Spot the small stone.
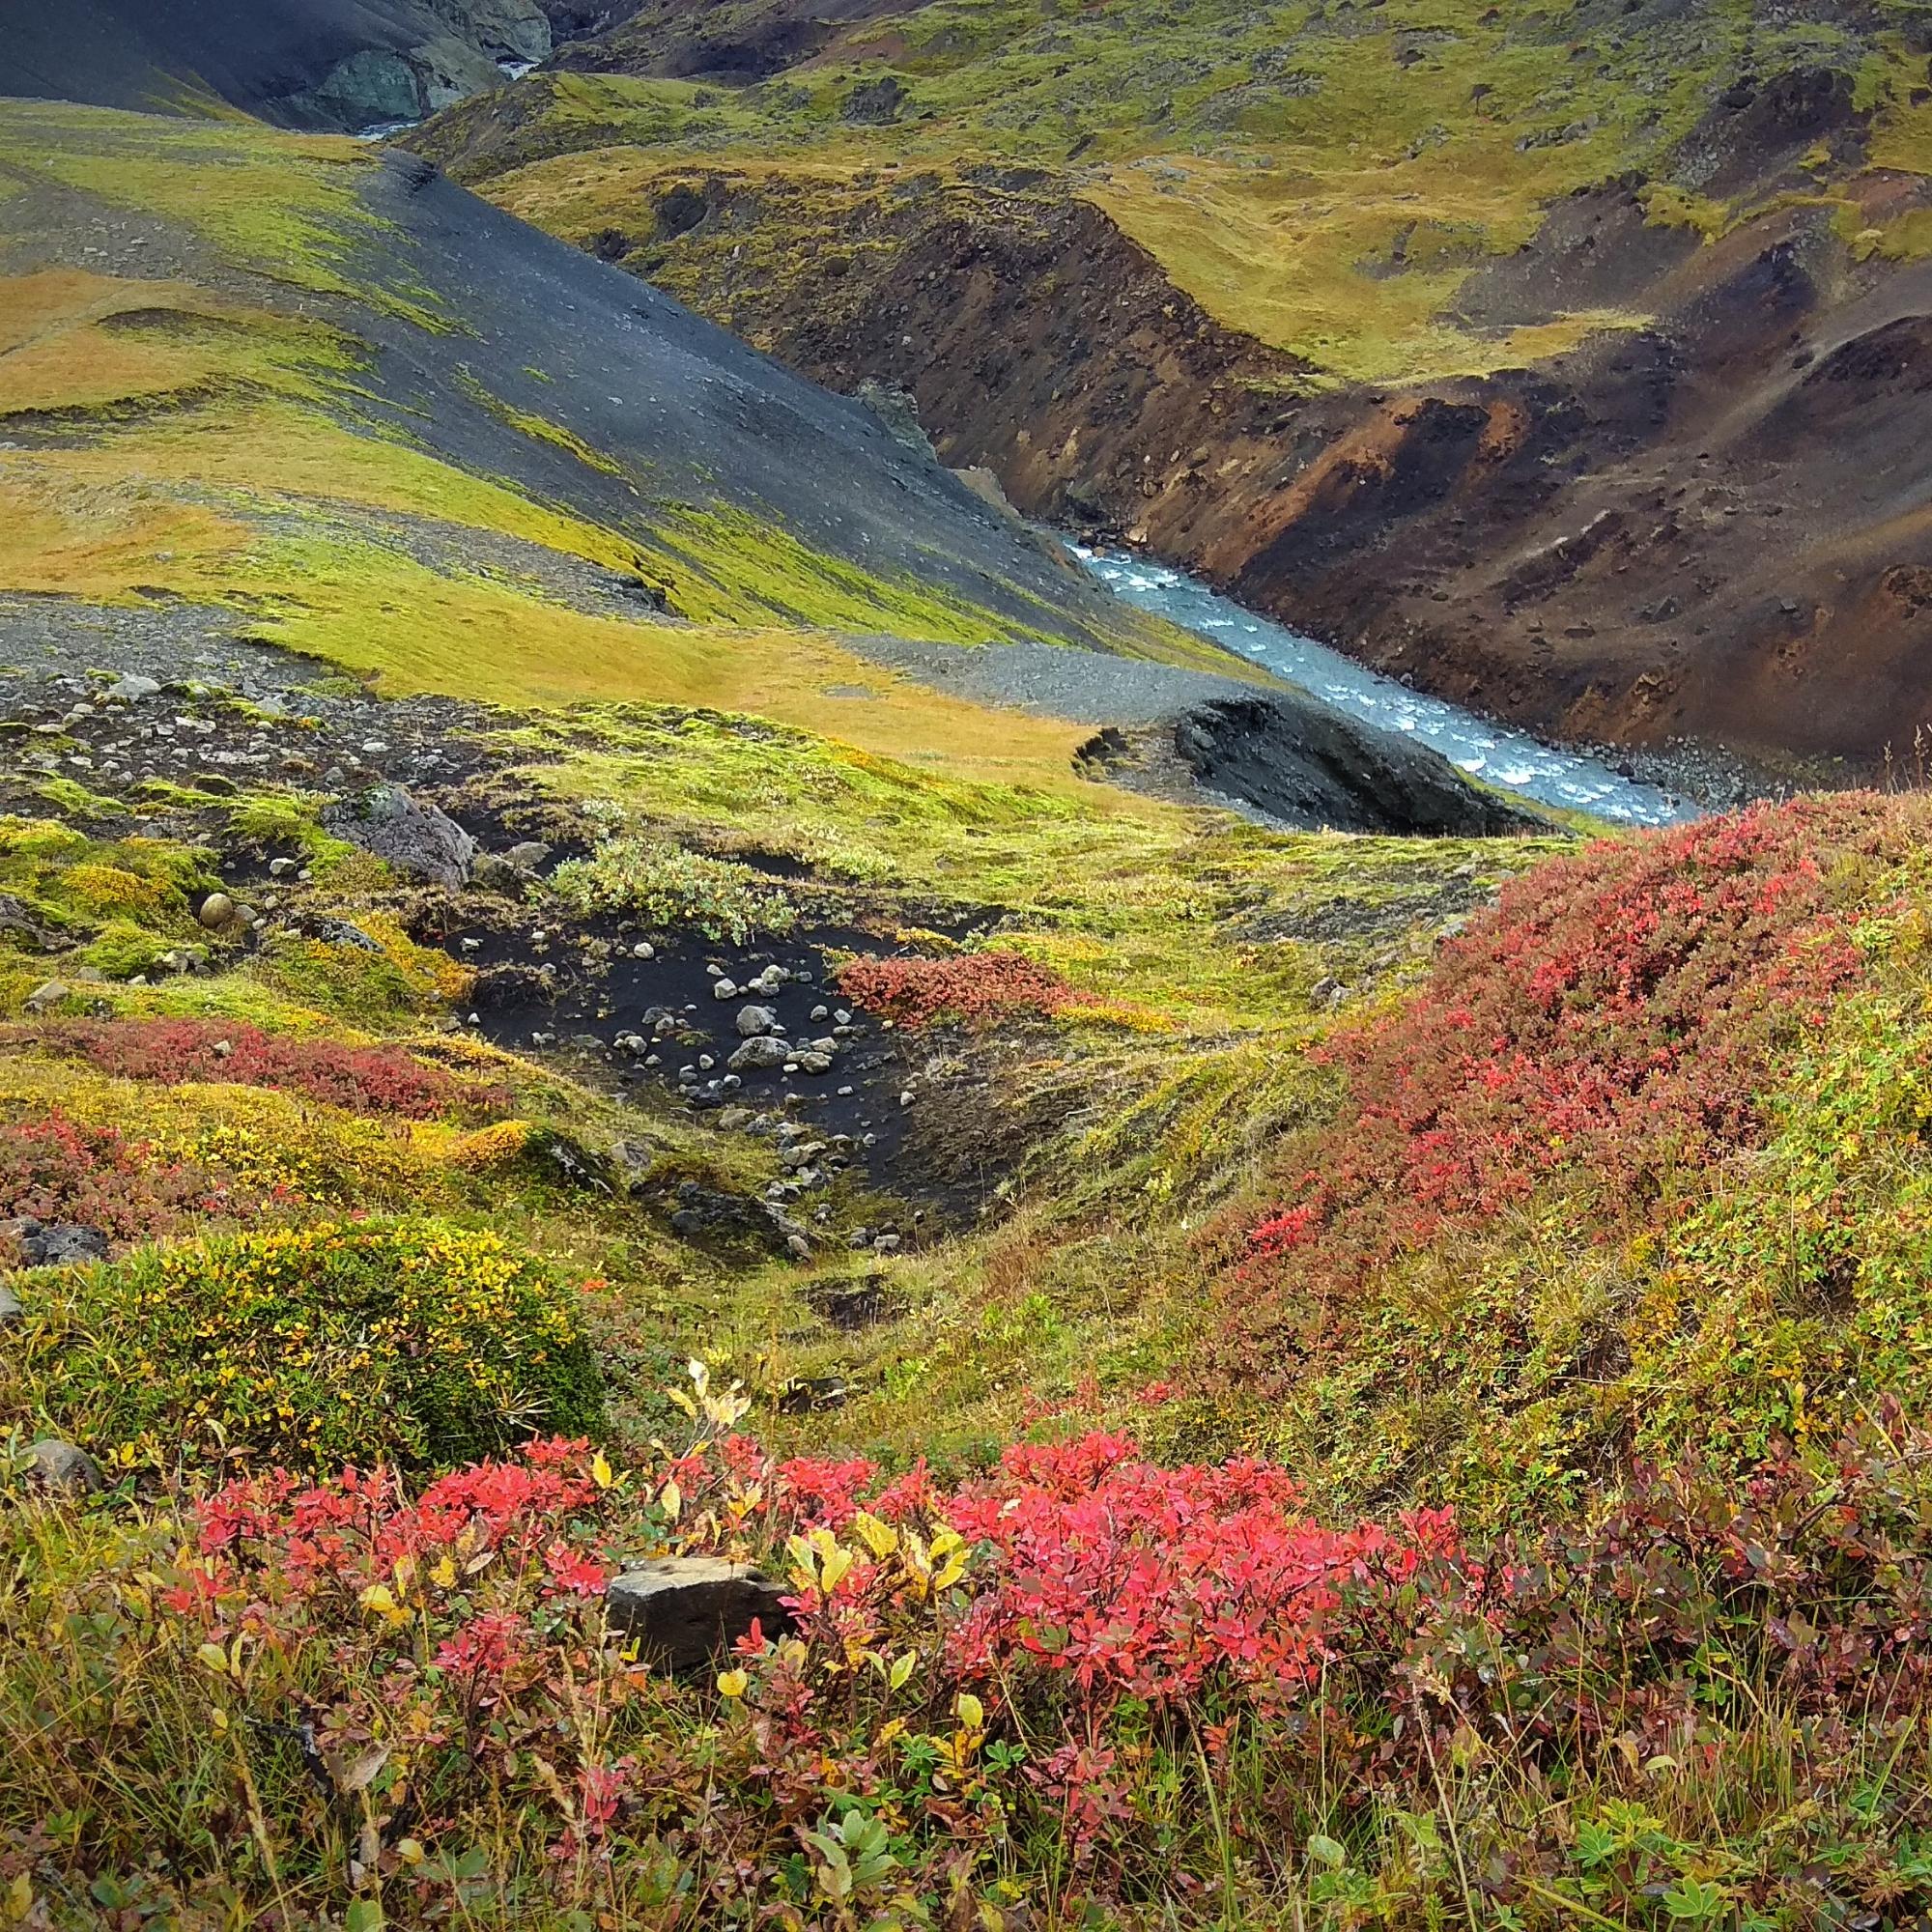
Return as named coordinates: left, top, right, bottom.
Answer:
left=197, top=892, right=236, bottom=930
left=835, top=1009, right=851, bottom=1024
left=786, top=1233, right=812, bottom=1260
left=873, top=1234, right=901, bottom=1254
left=810, top=1004, right=830, bottom=1021
left=797, top=1052, right=833, bottom=1075
left=23, top=979, right=71, bottom=1013
left=728, top=1036, right=790, bottom=1071
left=22, top=1438, right=104, bottom=1496
left=460, top=936, right=482, bottom=952
left=111, top=673, right=162, bottom=702
left=603, top=1557, right=792, bottom=1673
left=268, top=857, right=297, bottom=878
left=735, top=1005, right=779, bottom=1037
left=0, top=1281, right=19, bottom=1323
left=899, top=1089, right=916, bottom=1107
left=713, top=980, right=739, bottom=1001
left=698, top=1054, right=715, bottom=1070
left=632, top=942, right=655, bottom=959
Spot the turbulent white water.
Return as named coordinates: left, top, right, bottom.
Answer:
left=1073, top=545, right=1695, bottom=828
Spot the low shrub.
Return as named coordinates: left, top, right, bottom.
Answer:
left=15, top=1218, right=604, bottom=1471
left=552, top=838, right=796, bottom=942
left=18, top=1384, right=1932, bottom=1926
left=28, top=1017, right=498, bottom=1119
left=837, top=950, right=1096, bottom=1028
left=0, top=1108, right=266, bottom=1261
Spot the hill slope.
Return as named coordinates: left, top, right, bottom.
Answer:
left=412, top=0, right=1932, bottom=765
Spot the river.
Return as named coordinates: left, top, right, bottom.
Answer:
left=1072, top=545, right=1694, bottom=828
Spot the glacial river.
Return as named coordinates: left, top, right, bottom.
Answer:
left=1073, top=545, right=1695, bottom=828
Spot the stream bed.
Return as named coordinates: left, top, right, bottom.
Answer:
left=1073, top=545, right=1694, bottom=828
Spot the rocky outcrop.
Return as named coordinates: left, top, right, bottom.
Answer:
left=3, top=0, right=552, bottom=132
left=323, top=784, right=478, bottom=888
left=1169, top=696, right=1547, bottom=838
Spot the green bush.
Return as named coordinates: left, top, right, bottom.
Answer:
left=14, top=1218, right=604, bottom=1471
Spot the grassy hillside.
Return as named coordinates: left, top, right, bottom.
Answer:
left=415, top=0, right=1932, bottom=384
left=19, top=74, right=1932, bottom=1932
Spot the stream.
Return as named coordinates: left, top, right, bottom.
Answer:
left=1072, top=545, right=1695, bottom=828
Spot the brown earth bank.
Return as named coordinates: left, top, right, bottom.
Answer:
left=420, top=56, right=1932, bottom=768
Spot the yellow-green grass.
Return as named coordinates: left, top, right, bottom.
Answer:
left=0, top=100, right=426, bottom=316
left=0, top=270, right=360, bottom=418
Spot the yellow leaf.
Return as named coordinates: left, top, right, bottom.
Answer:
left=196, top=1641, right=230, bottom=1675
left=358, top=1583, right=398, bottom=1616
left=591, top=1451, right=613, bottom=1490
left=659, top=1477, right=682, bottom=1521
left=716, top=1668, right=749, bottom=1698
left=954, top=1692, right=984, bottom=1731
left=4, top=1873, right=32, bottom=1923
left=889, top=1650, right=917, bottom=1690
left=817, top=1545, right=854, bottom=1593
left=210, top=1706, right=229, bottom=1735
left=397, top=1838, right=424, bottom=1866
left=430, top=1554, right=457, bottom=1590
left=851, top=1510, right=897, bottom=1558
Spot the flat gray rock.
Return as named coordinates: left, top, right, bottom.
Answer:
left=604, top=1556, right=790, bottom=1673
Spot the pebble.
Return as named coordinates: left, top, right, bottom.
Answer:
left=633, top=942, right=655, bottom=959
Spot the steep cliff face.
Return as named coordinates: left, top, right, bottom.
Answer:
left=0, top=0, right=551, bottom=129
left=411, top=0, right=1932, bottom=766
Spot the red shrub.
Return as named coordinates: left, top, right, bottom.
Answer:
left=0, top=1108, right=265, bottom=1259
left=837, top=951, right=1094, bottom=1028
left=27, top=1018, right=493, bottom=1119
left=1230, top=797, right=1925, bottom=1361
left=153, top=1406, right=1932, bottom=1917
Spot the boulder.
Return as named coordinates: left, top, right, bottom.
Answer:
left=0, top=1282, right=19, bottom=1325
left=196, top=893, right=236, bottom=930
left=22, top=979, right=71, bottom=1012
left=734, top=1005, right=779, bottom=1037
left=604, top=1556, right=791, bottom=1672
left=111, top=673, right=163, bottom=701
left=313, top=918, right=384, bottom=953
left=469, top=851, right=527, bottom=895
left=1, top=1217, right=107, bottom=1270
left=504, top=840, right=553, bottom=873
left=727, top=1036, right=789, bottom=1072
left=22, top=1439, right=104, bottom=1496
left=323, top=784, right=476, bottom=888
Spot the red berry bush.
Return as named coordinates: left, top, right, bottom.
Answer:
left=0, top=1108, right=265, bottom=1262
left=23, top=1018, right=497, bottom=1119
left=1234, top=796, right=1920, bottom=1342
left=837, top=951, right=1095, bottom=1028
left=35, top=1396, right=1932, bottom=1926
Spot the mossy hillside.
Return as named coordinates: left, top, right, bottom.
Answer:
left=450, top=1, right=1932, bottom=384
left=0, top=100, right=442, bottom=323
left=508, top=704, right=1562, bottom=1029
left=1, top=105, right=1209, bottom=786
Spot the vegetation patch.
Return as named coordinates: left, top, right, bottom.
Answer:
left=13, top=1218, right=604, bottom=1472
left=838, top=949, right=1096, bottom=1027
left=21, top=1017, right=502, bottom=1119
